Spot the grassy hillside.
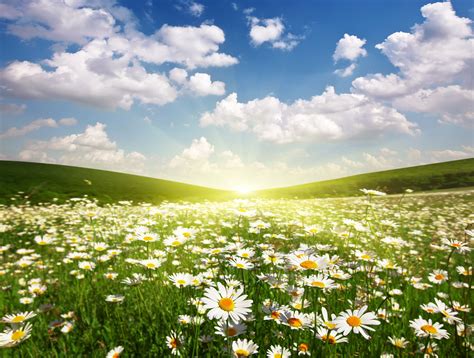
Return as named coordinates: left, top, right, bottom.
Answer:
left=0, top=161, right=232, bottom=205
left=1, top=159, right=473, bottom=205
left=255, top=158, right=474, bottom=199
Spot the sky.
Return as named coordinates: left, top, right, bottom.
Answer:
left=0, top=0, right=472, bottom=191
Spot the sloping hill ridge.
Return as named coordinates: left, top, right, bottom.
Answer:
left=255, top=158, right=474, bottom=199
left=0, top=159, right=473, bottom=205
left=0, top=161, right=232, bottom=205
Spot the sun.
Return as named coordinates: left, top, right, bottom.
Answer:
left=234, top=186, right=252, bottom=195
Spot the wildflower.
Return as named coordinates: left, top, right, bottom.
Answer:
left=230, top=258, right=254, bottom=270
left=232, top=338, right=258, bottom=357
left=441, top=238, right=470, bottom=253
left=293, top=342, right=311, bottom=356
left=78, top=261, right=96, bottom=271
left=106, top=294, right=125, bottom=303
left=388, top=336, right=408, bottom=349
left=315, top=327, right=348, bottom=344
left=281, top=310, right=312, bottom=330
left=266, top=345, right=291, bottom=358
left=106, top=346, right=124, bottom=358
left=169, top=273, right=193, bottom=287
left=304, top=274, right=336, bottom=290
left=215, top=321, right=247, bottom=338
left=138, top=232, right=159, bottom=243
left=60, top=321, right=74, bottom=334
left=288, top=253, right=328, bottom=271
left=409, top=317, right=449, bottom=339
left=166, top=331, right=183, bottom=355
left=139, top=258, right=162, bottom=270
left=201, top=282, right=252, bottom=323
left=0, top=323, right=32, bottom=347
left=428, top=270, right=448, bottom=284
left=2, top=311, right=37, bottom=325
left=334, top=306, right=380, bottom=339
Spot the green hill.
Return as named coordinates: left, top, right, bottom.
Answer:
left=254, top=158, right=474, bottom=199
left=0, top=159, right=473, bottom=205
left=0, top=161, right=232, bottom=205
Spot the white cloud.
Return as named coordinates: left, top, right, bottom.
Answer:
left=333, top=34, right=367, bottom=77
left=4, top=0, right=120, bottom=44
left=0, top=2, right=236, bottom=108
left=169, top=137, right=214, bottom=168
left=188, top=1, right=204, bottom=17
left=200, top=87, right=418, bottom=144
left=248, top=16, right=303, bottom=50
left=187, top=73, right=226, bottom=96
left=352, top=2, right=473, bottom=100
left=0, top=41, right=178, bottom=110
left=334, top=63, right=356, bottom=78
left=0, top=117, right=77, bottom=139
left=18, top=122, right=147, bottom=173
left=392, top=85, right=474, bottom=126
left=333, top=34, right=367, bottom=62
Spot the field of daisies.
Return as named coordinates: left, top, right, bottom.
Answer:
left=0, top=189, right=472, bottom=357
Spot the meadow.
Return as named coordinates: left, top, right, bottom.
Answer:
left=0, top=189, right=472, bottom=357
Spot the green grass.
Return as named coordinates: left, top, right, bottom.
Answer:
left=255, top=158, right=474, bottom=199
left=0, top=159, right=473, bottom=205
left=0, top=161, right=232, bottom=205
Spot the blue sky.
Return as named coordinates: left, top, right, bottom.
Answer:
left=0, top=0, right=472, bottom=190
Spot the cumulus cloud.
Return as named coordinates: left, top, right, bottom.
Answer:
left=200, top=86, right=418, bottom=144
left=352, top=1, right=473, bottom=114
left=169, top=137, right=214, bottom=168
left=333, top=34, right=367, bottom=62
left=0, top=1, right=236, bottom=109
left=333, top=34, right=367, bottom=77
left=248, top=16, right=303, bottom=51
left=18, top=122, right=147, bottom=173
left=393, top=85, right=474, bottom=126
left=0, top=117, right=77, bottom=139
left=168, top=69, right=226, bottom=96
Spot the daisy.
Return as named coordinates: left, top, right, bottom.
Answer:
left=315, top=327, right=348, bottom=344
left=106, top=346, right=124, bottom=358
left=232, top=338, right=258, bottom=357
left=230, top=258, right=254, bottom=270
left=2, top=311, right=37, bottom=325
left=267, top=345, right=291, bottom=358
left=317, top=307, right=337, bottom=330
left=78, top=261, right=96, bottom=271
left=169, top=273, right=193, bottom=287
left=388, top=336, right=408, bottom=349
left=428, top=270, right=448, bottom=284
left=139, top=258, right=162, bottom=270
left=201, top=282, right=252, bottom=323
left=334, top=306, right=380, bottom=339
left=215, top=320, right=247, bottom=338
left=164, top=236, right=188, bottom=248
left=429, top=298, right=462, bottom=324
left=441, top=238, right=470, bottom=252
left=409, top=317, right=449, bottom=340
left=0, top=323, right=33, bottom=347
left=294, top=342, right=311, bottom=356
left=288, top=253, right=328, bottom=271
left=106, top=294, right=125, bottom=303
left=166, top=331, right=183, bottom=355
left=137, top=232, right=159, bottom=243
left=304, top=274, right=336, bottom=290
left=281, top=310, right=312, bottom=330
left=173, top=227, right=196, bottom=240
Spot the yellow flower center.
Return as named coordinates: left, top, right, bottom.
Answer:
left=288, top=317, right=303, bottom=327
left=11, top=315, right=25, bottom=323
left=143, top=236, right=154, bottom=242
left=11, top=330, right=25, bottom=341
left=170, top=338, right=179, bottom=348
left=271, top=311, right=280, bottom=320
left=361, top=254, right=371, bottom=260
left=172, top=241, right=181, bottom=246
left=112, top=353, right=120, bottom=358
left=218, top=297, right=235, bottom=312
left=177, top=279, right=186, bottom=285
left=300, top=260, right=318, bottom=269
left=434, top=274, right=444, bottom=280
left=236, top=263, right=245, bottom=268
left=324, top=321, right=336, bottom=329
left=421, top=324, right=437, bottom=334
left=311, top=281, right=325, bottom=288
left=298, top=343, right=309, bottom=352
left=346, top=315, right=361, bottom=327
left=322, top=335, right=336, bottom=344
left=235, top=349, right=250, bottom=357
left=146, top=263, right=156, bottom=269
left=242, top=253, right=249, bottom=258
left=183, top=232, right=191, bottom=238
